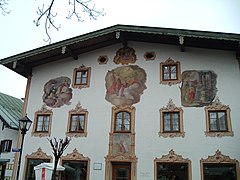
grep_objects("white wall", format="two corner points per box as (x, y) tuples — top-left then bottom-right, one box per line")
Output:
(0, 120), (18, 177)
(20, 41), (240, 180)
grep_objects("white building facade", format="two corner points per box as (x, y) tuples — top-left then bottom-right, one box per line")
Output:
(1, 25), (240, 180)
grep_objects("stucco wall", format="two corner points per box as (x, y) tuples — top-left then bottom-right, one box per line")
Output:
(20, 41), (240, 179)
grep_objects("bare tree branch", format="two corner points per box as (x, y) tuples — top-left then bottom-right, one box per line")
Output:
(33, 0), (60, 44)
(67, 0), (105, 22)
(0, 0), (10, 15)
(34, 0), (104, 44)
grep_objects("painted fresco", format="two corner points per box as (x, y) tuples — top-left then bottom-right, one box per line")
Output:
(112, 134), (131, 156)
(42, 76), (72, 108)
(113, 47), (136, 65)
(181, 70), (217, 107)
(105, 65), (147, 106)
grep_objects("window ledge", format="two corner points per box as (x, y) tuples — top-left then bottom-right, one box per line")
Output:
(66, 132), (87, 137)
(158, 132), (185, 138)
(31, 132), (50, 138)
(204, 131), (234, 137)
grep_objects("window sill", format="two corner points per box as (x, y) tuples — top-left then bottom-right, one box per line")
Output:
(66, 132), (87, 137)
(31, 132), (50, 138)
(205, 131), (234, 137)
(158, 132), (185, 138)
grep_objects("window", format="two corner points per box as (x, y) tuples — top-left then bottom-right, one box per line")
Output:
(154, 149), (192, 180)
(111, 106), (135, 133)
(115, 111), (131, 132)
(204, 97), (233, 137)
(72, 65), (91, 89)
(32, 104), (53, 137)
(160, 58), (181, 86)
(208, 111), (227, 132)
(200, 150), (239, 180)
(163, 112), (180, 132)
(66, 102), (88, 137)
(0, 140), (12, 153)
(35, 115), (50, 132)
(23, 148), (52, 180)
(61, 149), (90, 180)
(159, 99), (184, 138)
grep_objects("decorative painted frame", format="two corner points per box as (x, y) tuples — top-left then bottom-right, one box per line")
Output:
(66, 102), (88, 137)
(105, 105), (137, 180)
(144, 52), (156, 61)
(200, 150), (240, 180)
(159, 99), (185, 138)
(97, 55), (108, 64)
(32, 104), (53, 137)
(113, 47), (137, 65)
(204, 97), (233, 137)
(72, 64), (91, 89)
(61, 148), (90, 180)
(23, 148), (52, 180)
(160, 58), (181, 86)
(154, 149), (192, 180)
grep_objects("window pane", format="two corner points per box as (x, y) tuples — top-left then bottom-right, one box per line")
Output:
(62, 160), (88, 180)
(163, 113), (171, 131)
(26, 159), (50, 180)
(157, 163), (189, 180)
(36, 115), (49, 132)
(172, 113), (179, 131)
(81, 71), (88, 84)
(203, 164), (237, 180)
(218, 112), (227, 131)
(71, 114), (85, 132)
(209, 112), (217, 131)
(170, 65), (177, 79)
(163, 66), (170, 80)
(75, 71), (81, 84)
(115, 112), (131, 131)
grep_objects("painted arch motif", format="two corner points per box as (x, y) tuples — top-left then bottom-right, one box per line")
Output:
(105, 65), (147, 106)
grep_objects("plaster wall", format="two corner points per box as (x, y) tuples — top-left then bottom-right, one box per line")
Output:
(20, 41), (240, 180)
(0, 120), (18, 177)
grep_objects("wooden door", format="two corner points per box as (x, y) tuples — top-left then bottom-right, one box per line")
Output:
(112, 163), (131, 180)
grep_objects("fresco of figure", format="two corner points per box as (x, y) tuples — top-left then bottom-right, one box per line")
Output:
(181, 70), (217, 107)
(105, 65), (147, 106)
(42, 77), (72, 108)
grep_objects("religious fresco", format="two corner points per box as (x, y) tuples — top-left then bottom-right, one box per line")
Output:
(181, 70), (217, 107)
(112, 134), (131, 156)
(105, 65), (147, 106)
(113, 47), (136, 65)
(42, 76), (72, 108)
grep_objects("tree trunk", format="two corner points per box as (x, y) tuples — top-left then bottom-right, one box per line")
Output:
(52, 158), (59, 180)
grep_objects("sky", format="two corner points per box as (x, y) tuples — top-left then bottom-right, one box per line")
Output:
(0, 0), (240, 99)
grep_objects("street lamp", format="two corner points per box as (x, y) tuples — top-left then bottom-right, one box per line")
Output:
(16, 115), (32, 180)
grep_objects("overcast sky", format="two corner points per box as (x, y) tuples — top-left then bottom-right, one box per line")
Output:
(0, 0), (240, 99)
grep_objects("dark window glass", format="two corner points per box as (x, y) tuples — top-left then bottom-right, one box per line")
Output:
(0, 140), (12, 153)
(62, 160), (88, 180)
(157, 162), (189, 180)
(26, 159), (50, 180)
(203, 163), (237, 180)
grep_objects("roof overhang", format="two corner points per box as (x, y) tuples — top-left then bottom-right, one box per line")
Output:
(1, 24), (240, 77)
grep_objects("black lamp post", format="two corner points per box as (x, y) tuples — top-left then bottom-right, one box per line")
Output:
(16, 115), (32, 180)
